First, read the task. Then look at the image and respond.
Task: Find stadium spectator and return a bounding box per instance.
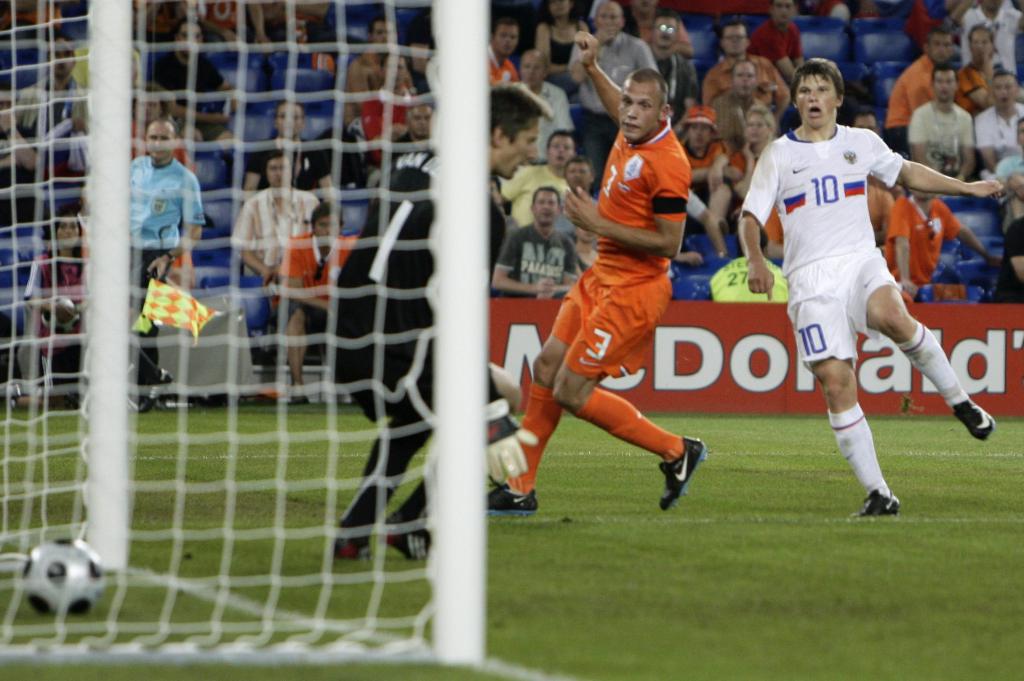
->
[491,34,709,517]
[726,103,778,206]
[292,18,337,74]
[851,108,898,246]
[395,102,432,147]
[955,24,996,117]
[153,19,237,143]
[680,105,730,256]
[360,55,416,171]
[196,0,247,42]
[332,85,543,559]
[955,0,1022,72]
[741,59,1000,517]
[649,9,698,131]
[134,0,183,42]
[345,15,389,126]
[885,190,1000,299]
[995,118,1024,223]
[243,101,331,194]
[701,18,789,123]
[908,64,975,180]
[501,130,575,227]
[884,26,956,154]
[570,1,656,187]
[23,205,86,409]
[16,36,85,142]
[624,0,694,58]
[250,2,331,44]
[489,16,521,84]
[493,187,578,297]
[554,155,596,238]
[974,69,1024,181]
[712,60,758,154]
[0,85,38,231]
[233,151,319,284]
[519,50,574,162]
[280,202,352,401]
[535,0,589,94]
[993,215,1024,302]
[130,117,203,411]
[749,0,804,83]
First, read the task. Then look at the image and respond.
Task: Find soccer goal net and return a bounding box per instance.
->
[0,0,487,664]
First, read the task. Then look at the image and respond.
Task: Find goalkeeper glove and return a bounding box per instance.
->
[485,399,536,483]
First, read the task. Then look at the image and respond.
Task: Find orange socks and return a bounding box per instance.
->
[577,388,682,461]
[507,383,562,494]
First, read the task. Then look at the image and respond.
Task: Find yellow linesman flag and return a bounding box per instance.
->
[134,279,216,341]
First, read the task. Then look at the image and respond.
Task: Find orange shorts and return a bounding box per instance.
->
[552,269,671,379]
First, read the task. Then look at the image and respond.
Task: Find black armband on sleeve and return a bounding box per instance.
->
[652,196,687,215]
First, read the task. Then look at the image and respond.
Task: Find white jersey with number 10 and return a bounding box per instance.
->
[742,126,904,277]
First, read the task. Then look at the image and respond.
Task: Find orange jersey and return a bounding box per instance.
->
[281,233,356,299]
[684,140,726,173]
[593,122,691,286]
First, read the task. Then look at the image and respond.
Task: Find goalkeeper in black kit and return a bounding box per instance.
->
[333,85,549,560]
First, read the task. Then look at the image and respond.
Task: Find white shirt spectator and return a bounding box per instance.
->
[960,3,1022,72]
[232,188,319,272]
[536,81,573,162]
[975,101,1024,166]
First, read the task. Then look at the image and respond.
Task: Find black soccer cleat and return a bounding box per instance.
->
[659,437,709,511]
[953,400,996,440]
[387,529,431,560]
[487,484,538,517]
[855,490,901,517]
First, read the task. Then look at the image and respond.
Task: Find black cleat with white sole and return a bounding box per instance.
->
[487,484,538,516]
[659,437,708,511]
[855,490,900,517]
[387,528,431,560]
[953,400,995,440]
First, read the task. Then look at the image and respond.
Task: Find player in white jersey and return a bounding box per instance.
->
[739,59,1000,517]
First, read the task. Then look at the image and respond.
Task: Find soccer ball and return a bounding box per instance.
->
[21,539,105,615]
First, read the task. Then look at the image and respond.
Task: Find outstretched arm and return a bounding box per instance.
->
[575,31,622,122]
[897,160,1003,198]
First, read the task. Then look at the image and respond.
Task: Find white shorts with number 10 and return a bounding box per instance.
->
[786,250,897,366]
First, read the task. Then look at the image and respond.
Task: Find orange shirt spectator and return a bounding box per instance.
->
[885,28,955,129]
[884,195,961,287]
[867,178,896,247]
[702,54,788,111]
[490,57,519,84]
[748,20,802,65]
[489,17,521,84]
[955,64,990,117]
[281,232,355,297]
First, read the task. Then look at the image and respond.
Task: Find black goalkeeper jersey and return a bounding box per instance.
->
[335,150,506,389]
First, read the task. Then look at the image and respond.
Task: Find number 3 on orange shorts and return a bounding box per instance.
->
[586,328,613,362]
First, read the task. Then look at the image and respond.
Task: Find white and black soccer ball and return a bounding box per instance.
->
[21,539,105,615]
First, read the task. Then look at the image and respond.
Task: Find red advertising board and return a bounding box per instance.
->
[490,300,1024,416]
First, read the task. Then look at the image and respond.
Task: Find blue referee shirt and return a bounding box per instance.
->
[129,156,204,250]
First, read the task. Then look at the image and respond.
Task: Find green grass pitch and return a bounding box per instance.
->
[3,407,1022,681]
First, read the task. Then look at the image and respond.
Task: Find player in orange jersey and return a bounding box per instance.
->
[489,30,709,516]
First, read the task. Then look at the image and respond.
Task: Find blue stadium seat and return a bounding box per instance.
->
[851,17,906,34]
[194,155,228,190]
[60,16,88,41]
[795,17,850,61]
[854,31,917,63]
[671,273,712,301]
[269,68,334,93]
[916,284,984,303]
[237,113,275,142]
[207,52,267,92]
[0,48,45,88]
[872,61,908,107]
[200,274,272,336]
[192,246,233,269]
[203,199,235,232]
[837,62,870,83]
[943,197,1001,238]
[689,26,718,63]
[680,14,715,33]
[955,258,1000,294]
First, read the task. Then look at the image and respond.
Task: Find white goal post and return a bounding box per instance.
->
[0,0,489,666]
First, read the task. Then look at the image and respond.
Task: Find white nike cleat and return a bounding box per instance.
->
[659,437,708,511]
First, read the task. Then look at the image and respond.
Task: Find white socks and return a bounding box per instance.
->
[898,322,969,407]
[829,404,890,497]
